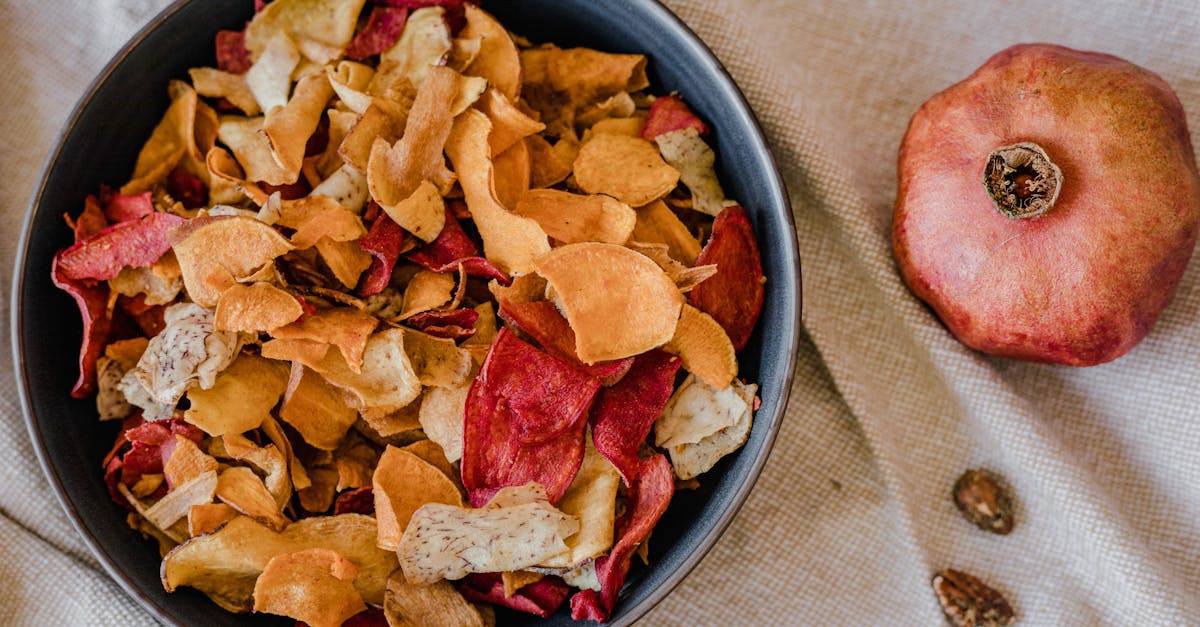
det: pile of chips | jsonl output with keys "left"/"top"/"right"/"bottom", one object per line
{"left": 53, "top": 0, "right": 766, "bottom": 624}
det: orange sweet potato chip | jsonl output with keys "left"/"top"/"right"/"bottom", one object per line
{"left": 478, "top": 88, "right": 545, "bottom": 157}
{"left": 386, "top": 570, "right": 487, "bottom": 627}
{"left": 399, "top": 269, "right": 456, "bottom": 319}
{"left": 445, "top": 110, "right": 550, "bottom": 274}
{"left": 573, "top": 134, "right": 679, "bottom": 207}
{"left": 189, "top": 67, "right": 261, "bottom": 116}
{"left": 206, "top": 146, "right": 269, "bottom": 205}
{"left": 526, "top": 134, "right": 572, "bottom": 189}
{"left": 625, "top": 241, "right": 716, "bottom": 293}
{"left": 315, "top": 237, "right": 374, "bottom": 289}
{"left": 213, "top": 282, "right": 303, "bottom": 332}
{"left": 184, "top": 354, "right": 289, "bottom": 436}
{"left": 187, "top": 503, "right": 238, "bottom": 537}
{"left": 280, "top": 363, "right": 358, "bottom": 451}
{"left": 307, "top": 327, "right": 422, "bottom": 420}
{"left": 216, "top": 466, "right": 290, "bottom": 531}
{"left": 217, "top": 115, "right": 296, "bottom": 186}
{"left": 533, "top": 242, "right": 683, "bottom": 364}
{"left": 631, "top": 199, "right": 701, "bottom": 264}
{"left": 339, "top": 101, "right": 406, "bottom": 171}
{"left": 171, "top": 216, "right": 294, "bottom": 307}
{"left": 124, "top": 81, "right": 213, "bottom": 196}
{"left": 262, "top": 71, "right": 333, "bottom": 179}
{"left": 372, "top": 445, "right": 464, "bottom": 551}
{"left": 244, "top": 0, "right": 366, "bottom": 60}
{"left": 460, "top": 5, "right": 521, "bottom": 101}
{"left": 514, "top": 189, "right": 635, "bottom": 245}
{"left": 253, "top": 548, "right": 366, "bottom": 627}
{"left": 271, "top": 307, "right": 378, "bottom": 373}
{"left": 664, "top": 304, "right": 737, "bottom": 389}
{"left": 492, "top": 139, "right": 531, "bottom": 211}
{"left": 371, "top": 6, "right": 451, "bottom": 93}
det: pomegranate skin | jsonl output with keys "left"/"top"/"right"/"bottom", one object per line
{"left": 893, "top": 44, "right": 1200, "bottom": 366}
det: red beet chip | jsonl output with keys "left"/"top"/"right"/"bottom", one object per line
{"left": 641, "top": 94, "right": 709, "bottom": 140}
{"left": 117, "top": 294, "right": 167, "bottom": 338}
{"left": 570, "top": 455, "right": 674, "bottom": 623}
{"left": 461, "top": 329, "right": 600, "bottom": 505}
{"left": 406, "top": 208, "right": 509, "bottom": 285}
{"left": 51, "top": 256, "right": 113, "bottom": 398}
{"left": 120, "top": 419, "right": 204, "bottom": 489}
{"left": 55, "top": 212, "right": 186, "bottom": 282}
{"left": 334, "top": 486, "right": 375, "bottom": 515}
{"left": 589, "top": 350, "right": 681, "bottom": 484}
{"left": 215, "top": 30, "right": 252, "bottom": 74}
{"left": 688, "top": 205, "right": 764, "bottom": 351}
{"left": 104, "top": 191, "right": 154, "bottom": 223}
{"left": 167, "top": 167, "right": 207, "bottom": 209}
{"left": 457, "top": 573, "right": 571, "bottom": 618}
{"left": 497, "top": 299, "right": 633, "bottom": 385}
{"left": 346, "top": 7, "right": 408, "bottom": 60}
{"left": 403, "top": 307, "right": 479, "bottom": 340}
{"left": 258, "top": 177, "right": 311, "bottom": 200}
{"left": 67, "top": 195, "right": 109, "bottom": 243}
{"left": 356, "top": 213, "right": 407, "bottom": 297}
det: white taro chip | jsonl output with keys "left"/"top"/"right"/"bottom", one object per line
{"left": 310, "top": 163, "right": 368, "bottom": 213}
{"left": 418, "top": 384, "right": 469, "bottom": 464}
{"left": 403, "top": 329, "right": 472, "bottom": 387}
{"left": 327, "top": 61, "right": 375, "bottom": 114}
{"left": 371, "top": 6, "right": 452, "bottom": 94}
{"left": 560, "top": 560, "right": 600, "bottom": 592}
{"left": 96, "top": 356, "right": 133, "bottom": 421}
{"left": 245, "top": 33, "right": 301, "bottom": 114}
{"left": 396, "top": 499, "right": 579, "bottom": 584}
{"left": 655, "top": 376, "right": 757, "bottom": 480}
{"left": 118, "top": 303, "right": 240, "bottom": 417}
{"left": 654, "top": 128, "right": 737, "bottom": 217}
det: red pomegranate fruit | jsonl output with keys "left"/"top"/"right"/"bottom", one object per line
{"left": 893, "top": 44, "right": 1200, "bottom": 366}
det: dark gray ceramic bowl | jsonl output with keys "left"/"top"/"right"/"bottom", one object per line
{"left": 13, "top": 0, "right": 799, "bottom": 624}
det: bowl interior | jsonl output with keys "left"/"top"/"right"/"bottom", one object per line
{"left": 13, "top": 1, "right": 799, "bottom": 625}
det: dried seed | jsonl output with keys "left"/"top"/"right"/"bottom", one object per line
{"left": 932, "top": 569, "right": 1015, "bottom": 627}
{"left": 953, "top": 469, "right": 1015, "bottom": 535}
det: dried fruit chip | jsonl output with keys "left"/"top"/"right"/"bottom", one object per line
{"left": 385, "top": 570, "right": 488, "bottom": 627}
{"left": 688, "top": 205, "right": 765, "bottom": 351}
{"left": 460, "top": 5, "right": 521, "bottom": 101}
{"left": 307, "top": 327, "right": 422, "bottom": 420}
{"left": 654, "top": 128, "right": 735, "bottom": 217}
{"left": 573, "top": 133, "right": 679, "bottom": 207}
{"left": 461, "top": 329, "right": 600, "bottom": 505}
{"left": 171, "top": 216, "right": 294, "bottom": 307}
{"left": 190, "top": 67, "right": 261, "bottom": 116}
{"left": 539, "top": 439, "right": 620, "bottom": 568}
{"left": 590, "top": 349, "right": 681, "bottom": 484}
{"left": 184, "top": 354, "right": 289, "bottom": 436}
{"left": 404, "top": 307, "right": 478, "bottom": 340}
{"left": 244, "top": 0, "right": 367, "bottom": 60}
{"left": 56, "top": 212, "right": 186, "bottom": 282}
{"left": 345, "top": 6, "right": 408, "bottom": 60}
{"left": 569, "top": 455, "right": 672, "bottom": 622}
{"left": 457, "top": 573, "right": 571, "bottom": 618}
{"left": 664, "top": 304, "right": 737, "bottom": 389}
{"left": 418, "top": 384, "right": 469, "bottom": 464}
{"left": 403, "top": 329, "right": 473, "bottom": 387}
{"left": 356, "top": 213, "right": 407, "bottom": 297}
{"left": 119, "top": 303, "right": 240, "bottom": 418}
{"left": 655, "top": 375, "right": 756, "bottom": 480}
{"left": 514, "top": 189, "right": 636, "bottom": 245}
{"left": 187, "top": 503, "right": 238, "bottom": 537}
{"left": 496, "top": 298, "right": 632, "bottom": 384}
{"left": 399, "top": 269, "right": 456, "bottom": 319}
{"left": 446, "top": 109, "right": 550, "bottom": 275}
{"left": 213, "top": 282, "right": 304, "bottom": 332}
{"left": 533, "top": 242, "right": 683, "bottom": 364}
{"left": 271, "top": 307, "right": 378, "bottom": 373}
{"left": 406, "top": 206, "right": 510, "bottom": 283}
{"left": 631, "top": 199, "right": 701, "bottom": 265}
{"left": 253, "top": 548, "right": 367, "bottom": 627}
{"left": 51, "top": 257, "right": 114, "bottom": 398}
{"left": 641, "top": 94, "right": 708, "bottom": 140}
{"left": 280, "top": 363, "right": 358, "bottom": 450}
{"left": 396, "top": 497, "right": 579, "bottom": 584}
{"left": 371, "top": 6, "right": 451, "bottom": 92}
{"left": 372, "top": 445, "right": 464, "bottom": 550}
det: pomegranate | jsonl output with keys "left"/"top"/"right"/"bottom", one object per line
{"left": 893, "top": 44, "right": 1200, "bottom": 366}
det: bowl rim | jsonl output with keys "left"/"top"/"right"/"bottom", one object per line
{"left": 10, "top": 0, "right": 801, "bottom": 625}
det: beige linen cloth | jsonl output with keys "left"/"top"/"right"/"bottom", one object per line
{"left": 2, "top": 0, "right": 1200, "bottom": 625}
